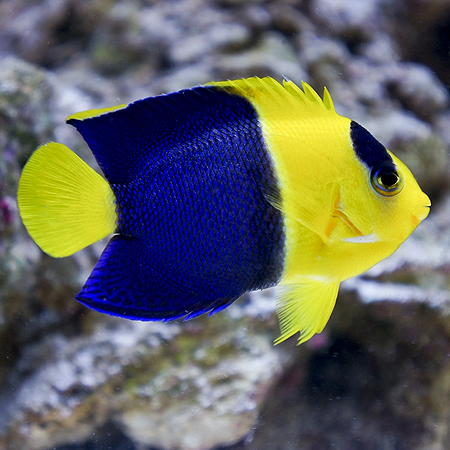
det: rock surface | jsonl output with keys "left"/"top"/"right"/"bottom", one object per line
{"left": 1, "top": 1, "right": 450, "bottom": 449}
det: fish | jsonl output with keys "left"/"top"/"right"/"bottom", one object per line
{"left": 17, "top": 77, "right": 431, "bottom": 345}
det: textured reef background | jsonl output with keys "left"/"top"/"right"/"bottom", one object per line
{"left": 1, "top": 0, "right": 450, "bottom": 449}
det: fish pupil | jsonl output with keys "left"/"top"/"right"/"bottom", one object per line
{"left": 379, "top": 171, "right": 398, "bottom": 188}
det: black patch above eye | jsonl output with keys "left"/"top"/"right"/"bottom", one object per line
{"left": 350, "top": 121, "right": 393, "bottom": 169}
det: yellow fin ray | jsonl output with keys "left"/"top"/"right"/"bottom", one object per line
{"left": 322, "top": 87, "right": 335, "bottom": 112}
{"left": 66, "top": 103, "right": 128, "bottom": 122}
{"left": 301, "top": 81, "right": 323, "bottom": 104}
{"left": 274, "top": 278, "right": 340, "bottom": 345}
{"left": 282, "top": 78, "right": 303, "bottom": 95}
{"left": 208, "top": 77, "right": 336, "bottom": 118}
{"left": 18, "top": 142, "right": 117, "bottom": 257}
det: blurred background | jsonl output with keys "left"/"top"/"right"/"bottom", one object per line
{"left": 1, "top": 0, "right": 450, "bottom": 449}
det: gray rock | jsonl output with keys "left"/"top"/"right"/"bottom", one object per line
{"left": 170, "top": 23, "right": 251, "bottom": 65}
{"left": 386, "top": 63, "right": 449, "bottom": 120}
{"left": 310, "top": 0, "right": 382, "bottom": 38}
{"left": 0, "top": 298, "right": 290, "bottom": 450}
{"left": 214, "top": 31, "right": 307, "bottom": 83}
{"left": 0, "top": 57, "right": 72, "bottom": 341}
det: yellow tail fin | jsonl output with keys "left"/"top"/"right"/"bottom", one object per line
{"left": 18, "top": 142, "right": 117, "bottom": 257}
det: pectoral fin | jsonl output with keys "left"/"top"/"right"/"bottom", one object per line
{"left": 264, "top": 187, "right": 336, "bottom": 244}
{"left": 274, "top": 278, "right": 340, "bottom": 345}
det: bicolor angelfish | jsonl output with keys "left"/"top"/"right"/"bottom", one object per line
{"left": 17, "top": 77, "right": 430, "bottom": 344}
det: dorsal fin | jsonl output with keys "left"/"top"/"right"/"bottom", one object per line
{"left": 208, "top": 77, "right": 337, "bottom": 120}
{"left": 66, "top": 86, "right": 247, "bottom": 183}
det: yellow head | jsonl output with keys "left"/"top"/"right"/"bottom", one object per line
{"left": 318, "top": 120, "right": 431, "bottom": 280}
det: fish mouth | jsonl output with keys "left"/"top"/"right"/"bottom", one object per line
{"left": 412, "top": 192, "right": 431, "bottom": 224}
{"left": 413, "top": 204, "right": 431, "bottom": 224}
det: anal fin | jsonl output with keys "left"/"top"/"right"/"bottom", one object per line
{"left": 76, "top": 235, "right": 238, "bottom": 321}
{"left": 274, "top": 278, "right": 340, "bottom": 345}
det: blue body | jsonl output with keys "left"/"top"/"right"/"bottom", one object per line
{"left": 68, "top": 87, "right": 285, "bottom": 320}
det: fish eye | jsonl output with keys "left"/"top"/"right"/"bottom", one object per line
{"left": 370, "top": 164, "right": 404, "bottom": 196}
